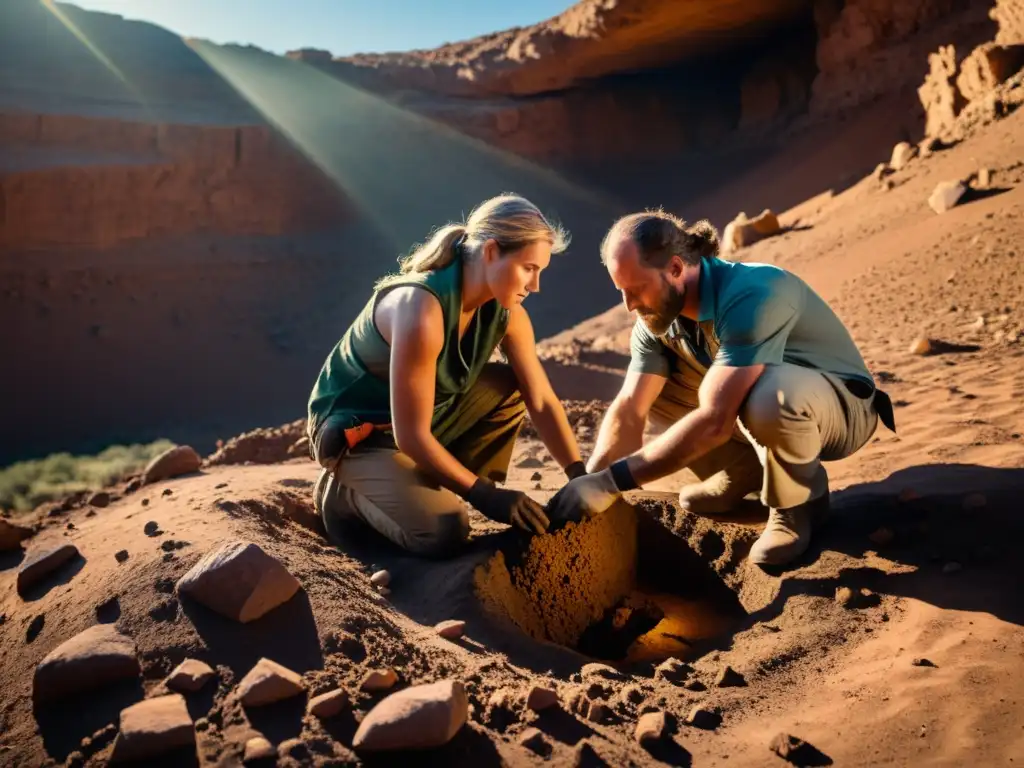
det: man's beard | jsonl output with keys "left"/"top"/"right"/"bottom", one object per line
{"left": 638, "top": 275, "right": 686, "bottom": 335}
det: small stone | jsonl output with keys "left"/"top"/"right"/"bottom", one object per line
{"left": 890, "top": 141, "right": 917, "bottom": 171}
{"left": 770, "top": 732, "right": 824, "bottom": 765}
{"left": 909, "top": 337, "right": 933, "bottom": 355}
{"left": 361, "top": 669, "right": 399, "bottom": 692}
{"left": 66, "top": 522, "right": 75, "bottom": 530}
{"left": 872, "top": 162, "right": 889, "bottom": 181}
{"left": 530, "top": 471, "right": 542, "bottom": 481}
{"left": 581, "top": 662, "right": 622, "bottom": 680}
{"left": 88, "top": 491, "right": 110, "bottom": 508}
{"left": 236, "top": 658, "right": 304, "bottom": 706}
{"left": 243, "top": 736, "right": 274, "bottom": 762}
{"left": 634, "top": 710, "right": 667, "bottom": 745}
{"left": 942, "top": 561, "right": 963, "bottom": 574}
{"left": 835, "top": 586, "right": 855, "bottom": 607}
{"left": 686, "top": 705, "right": 721, "bottom": 730}
{"left": 308, "top": 688, "right": 349, "bottom": 718}
{"left": 17, "top": 543, "right": 79, "bottom": 594}
{"left": 962, "top": 493, "right": 986, "bottom": 510}
{"left": 912, "top": 657, "right": 937, "bottom": 667}
{"left": 977, "top": 167, "right": 992, "bottom": 188}
{"left": 520, "top": 727, "right": 550, "bottom": 755}
{"left": 162, "top": 488, "right": 173, "bottom": 496}
{"left": 370, "top": 570, "right": 390, "bottom": 588}
{"left": 869, "top": 527, "right": 895, "bottom": 546}
{"left": 715, "top": 666, "right": 746, "bottom": 688}
{"left": 0, "top": 518, "right": 34, "bottom": 551}
{"left": 526, "top": 685, "right": 559, "bottom": 711}
{"left": 26, "top": 613, "right": 45, "bottom": 642}
{"left": 142, "top": 446, "right": 201, "bottom": 485}
{"left": 435, "top": 620, "right": 465, "bottom": 640}
{"left": 166, "top": 659, "right": 215, "bottom": 693}
{"left": 654, "top": 657, "right": 689, "bottom": 682}
{"left": 586, "top": 701, "right": 611, "bottom": 723}
{"left": 111, "top": 694, "right": 193, "bottom": 762}
{"left": 141, "top": 499, "right": 150, "bottom": 507}
{"left": 176, "top": 540, "right": 301, "bottom": 623}
{"left": 352, "top": 679, "right": 468, "bottom": 752}
{"left": 144, "top": 521, "right": 160, "bottom": 536}
{"left": 928, "top": 180, "right": 967, "bottom": 214}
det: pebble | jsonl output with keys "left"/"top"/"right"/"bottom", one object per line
{"left": 361, "top": 669, "right": 399, "bottom": 692}
{"left": 530, "top": 471, "right": 542, "bottom": 481}
{"left": 370, "top": 570, "right": 391, "bottom": 588}
{"left": 143, "top": 521, "right": 160, "bottom": 536}
{"left": 909, "top": 337, "right": 933, "bottom": 355}
{"left": 835, "top": 586, "right": 855, "bottom": 608}
{"left": 435, "top": 619, "right": 465, "bottom": 640}
{"left": 308, "top": 688, "right": 349, "bottom": 718}
{"left": 686, "top": 705, "right": 721, "bottom": 730}
{"left": 166, "top": 659, "right": 215, "bottom": 693}
{"left": 586, "top": 701, "right": 611, "bottom": 724}
{"left": 715, "top": 665, "right": 746, "bottom": 688}
{"left": 88, "top": 491, "right": 110, "bottom": 508}
{"left": 352, "top": 679, "right": 468, "bottom": 752}
{"left": 526, "top": 685, "right": 559, "bottom": 711}
{"left": 634, "top": 710, "right": 667, "bottom": 745}
{"left": 176, "top": 540, "right": 301, "bottom": 623}
{"left": 236, "top": 658, "right": 304, "bottom": 706}
{"left": 243, "top": 736, "right": 275, "bottom": 762}
{"left": 17, "top": 543, "right": 80, "bottom": 594}
{"left": 26, "top": 613, "right": 44, "bottom": 642}
{"left": 769, "top": 732, "right": 820, "bottom": 765}
{"left": 519, "top": 727, "right": 550, "bottom": 755}
{"left": 111, "top": 694, "right": 194, "bottom": 762}
{"left": 928, "top": 180, "right": 967, "bottom": 214}
{"left": 912, "top": 657, "right": 937, "bottom": 667}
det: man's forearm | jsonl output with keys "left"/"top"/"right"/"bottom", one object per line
{"left": 624, "top": 408, "right": 730, "bottom": 487}
{"left": 587, "top": 400, "right": 645, "bottom": 472}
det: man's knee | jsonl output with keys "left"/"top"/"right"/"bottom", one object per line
{"left": 409, "top": 507, "right": 470, "bottom": 558}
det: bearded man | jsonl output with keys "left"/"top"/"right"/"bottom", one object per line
{"left": 549, "top": 210, "right": 894, "bottom": 566}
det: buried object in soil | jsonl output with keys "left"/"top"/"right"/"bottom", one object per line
{"left": 473, "top": 499, "right": 745, "bottom": 663}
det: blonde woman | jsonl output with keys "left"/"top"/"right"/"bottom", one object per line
{"left": 308, "top": 194, "right": 586, "bottom": 557}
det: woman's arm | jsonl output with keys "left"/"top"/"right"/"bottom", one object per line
{"left": 385, "top": 288, "right": 479, "bottom": 496}
{"left": 501, "top": 305, "right": 583, "bottom": 474}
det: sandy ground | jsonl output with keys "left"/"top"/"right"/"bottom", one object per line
{"left": 3, "top": 75, "right": 1024, "bottom": 768}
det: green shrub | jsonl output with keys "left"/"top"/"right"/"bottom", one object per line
{"left": 0, "top": 440, "right": 176, "bottom": 512}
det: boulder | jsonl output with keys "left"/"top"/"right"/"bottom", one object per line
{"left": 111, "top": 694, "right": 194, "bottom": 763}
{"left": 17, "top": 544, "right": 80, "bottom": 594}
{"left": 143, "top": 446, "right": 201, "bottom": 485}
{"left": 236, "top": 658, "right": 304, "bottom": 706}
{"left": 166, "top": 659, "right": 215, "bottom": 693}
{"left": 34, "top": 624, "right": 140, "bottom": 703}
{"left": 929, "top": 181, "right": 968, "bottom": 214}
{"left": 352, "top": 680, "right": 468, "bottom": 752}
{"left": 88, "top": 491, "right": 111, "bottom": 508}
{"left": 0, "top": 518, "right": 34, "bottom": 551}
{"left": 722, "top": 209, "right": 781, "bottom": 253}
{"left": 889, "top": 141, "right": 917, "bottom": 171}
{"left": 526, "top": 685, "right": 559, "bottom": 711}
{"left": 176, "top": 541, "right": 300, "bottom": 622}
{"left": 308, "top": 688, "right": 349, "bottom": 718}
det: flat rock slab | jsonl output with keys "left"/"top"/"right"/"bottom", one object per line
{"left": 0, "top": 518, "right": 34, "bottom": 551}
{"left": 143, "top": 445, "right": 201, "bottom": 485}
{"left": 112, "top": 694, "right": 194, "bottom": 763}
{"left": 176, "top": 540, "right": 300, "bottom": 623}
{"left": 237, "top": 658, "right": 304, "bottom": 706}
{"left": 166, "top": 658, "right": 215, "bottom": 693}
{"left": 353, "top": 679, "right": 468, "bottom": 752}
{"left": 17, "top": 543, "right": 79, "bottom": 594}
{"left": 34, "top": 624, "right": 140, "bottom": 703}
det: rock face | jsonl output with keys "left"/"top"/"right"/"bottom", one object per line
{"left": 352, "top": 680, "right": 468, "bottom": 752}
{"left": 176, "top": 541, "right": 301, "bottom": 622}
{"left": 143, "top": 446, "right": 202, "bottom": 485}
{"left": 236, "top": 658, "right": 305, "bottom": 706}
{"left": 17, "top": 544, "right": 80, "bottom": 594}
{"left": 111, "top": 694, "right": 194, "bottom": 763}
{"left": 33, "top": 624, "right": 140, "bottom": 703}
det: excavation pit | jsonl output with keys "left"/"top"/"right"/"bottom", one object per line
{"left": 473, "top": 500, "right": 747, "bottom": 665}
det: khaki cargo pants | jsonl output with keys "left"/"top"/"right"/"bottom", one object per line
{"left": 649, "top": 361, "right": 879, "bottom": 513}
{"left": 311, "top": 363, "right": 525, "bottom": 557}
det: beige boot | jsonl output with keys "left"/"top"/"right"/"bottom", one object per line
{"left": 749, "top": 494, "right": 829, "bottom": 566}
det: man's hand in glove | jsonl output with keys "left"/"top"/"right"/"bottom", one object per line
{"left": 466, "top": 479, "right": 549, "bottom": 535}
{"left": 547, "top": 459, "right": 639, "bottom": 524}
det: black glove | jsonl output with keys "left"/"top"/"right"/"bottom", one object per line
{"left": 564, "top": 461, "right": 588, "bottom": 480}
{"left": 466, "top": 479, "right": 549, "bottom": 535}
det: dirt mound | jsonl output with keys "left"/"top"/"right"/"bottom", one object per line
{"left": 204, "top": 420, "right": 309, "bottom": 467}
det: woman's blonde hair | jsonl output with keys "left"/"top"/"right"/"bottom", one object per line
{"left": 376, "top": 193, "right": 569, "bottom": 289}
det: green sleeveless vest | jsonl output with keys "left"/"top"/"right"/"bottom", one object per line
{"left": 307, "top": 257, "right": 510, "bottom": 436}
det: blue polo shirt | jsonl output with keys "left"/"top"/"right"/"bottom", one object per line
{"left": 629, "top": 257, "right": 873, "bottom": 386}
